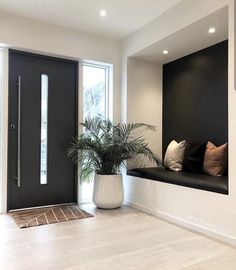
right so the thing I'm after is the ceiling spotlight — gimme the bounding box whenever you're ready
[163,50,169,55]
[208,27,216,34]
[100,10,107,17]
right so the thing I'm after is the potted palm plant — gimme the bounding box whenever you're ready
[68,117,158,209]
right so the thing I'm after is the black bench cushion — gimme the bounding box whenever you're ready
[127,167,228,195]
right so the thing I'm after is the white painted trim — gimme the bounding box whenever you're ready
[125,200,236,248]
[0,48,9,214]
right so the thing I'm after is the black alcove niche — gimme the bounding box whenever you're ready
[163,40,228,157]
[127,41,228,195]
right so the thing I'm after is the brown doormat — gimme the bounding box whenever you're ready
[9,205,93,229]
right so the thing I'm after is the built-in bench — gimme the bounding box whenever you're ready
[127,167,228,195]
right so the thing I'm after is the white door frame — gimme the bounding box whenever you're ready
[0,48,9,213]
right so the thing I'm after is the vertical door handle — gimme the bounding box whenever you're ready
[17,75,21,188]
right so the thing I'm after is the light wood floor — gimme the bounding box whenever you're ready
[0,204,236,270]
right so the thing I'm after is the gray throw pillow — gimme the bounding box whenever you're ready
[164,140,187,172]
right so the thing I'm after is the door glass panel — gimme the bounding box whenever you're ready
[40,74,48,185]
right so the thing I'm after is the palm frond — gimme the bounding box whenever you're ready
[67,117,160,182]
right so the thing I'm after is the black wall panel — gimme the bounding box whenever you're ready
[163,40,228,157]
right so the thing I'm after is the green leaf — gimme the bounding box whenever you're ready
[67,117,160,182]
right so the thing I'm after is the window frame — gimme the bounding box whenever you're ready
[79,60,113,204]
[82,61,113,121]
[0,48,4,212]
[0,49,2,88]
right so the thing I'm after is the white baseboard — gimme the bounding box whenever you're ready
[125,200,236,248]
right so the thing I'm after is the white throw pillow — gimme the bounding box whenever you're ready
[164,140,187,172]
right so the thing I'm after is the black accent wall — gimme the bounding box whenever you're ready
[163,40,228,157]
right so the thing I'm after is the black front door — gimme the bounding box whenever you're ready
[8,50,78,210]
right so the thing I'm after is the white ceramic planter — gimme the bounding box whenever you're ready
[93,174,124,209]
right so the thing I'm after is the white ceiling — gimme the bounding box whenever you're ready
[0,0,183,40]
[133,7,228,64]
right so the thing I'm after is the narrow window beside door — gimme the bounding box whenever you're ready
[83,64,108,119]
[81,62,113,203]
[40,74,48,185]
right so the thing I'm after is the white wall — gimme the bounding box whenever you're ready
[122,0,230,57]
[0,12,121,213]
[121,0,231,126]
[0,12,121,123]
[123,0,236,246]
[127,58,162,166]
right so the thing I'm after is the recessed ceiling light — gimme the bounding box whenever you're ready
[208,27,216,34]
[163,50,169,55]
[100,10,107,17]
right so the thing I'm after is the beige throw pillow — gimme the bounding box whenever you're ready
[164,140,187,172]
[203,142,228,177]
